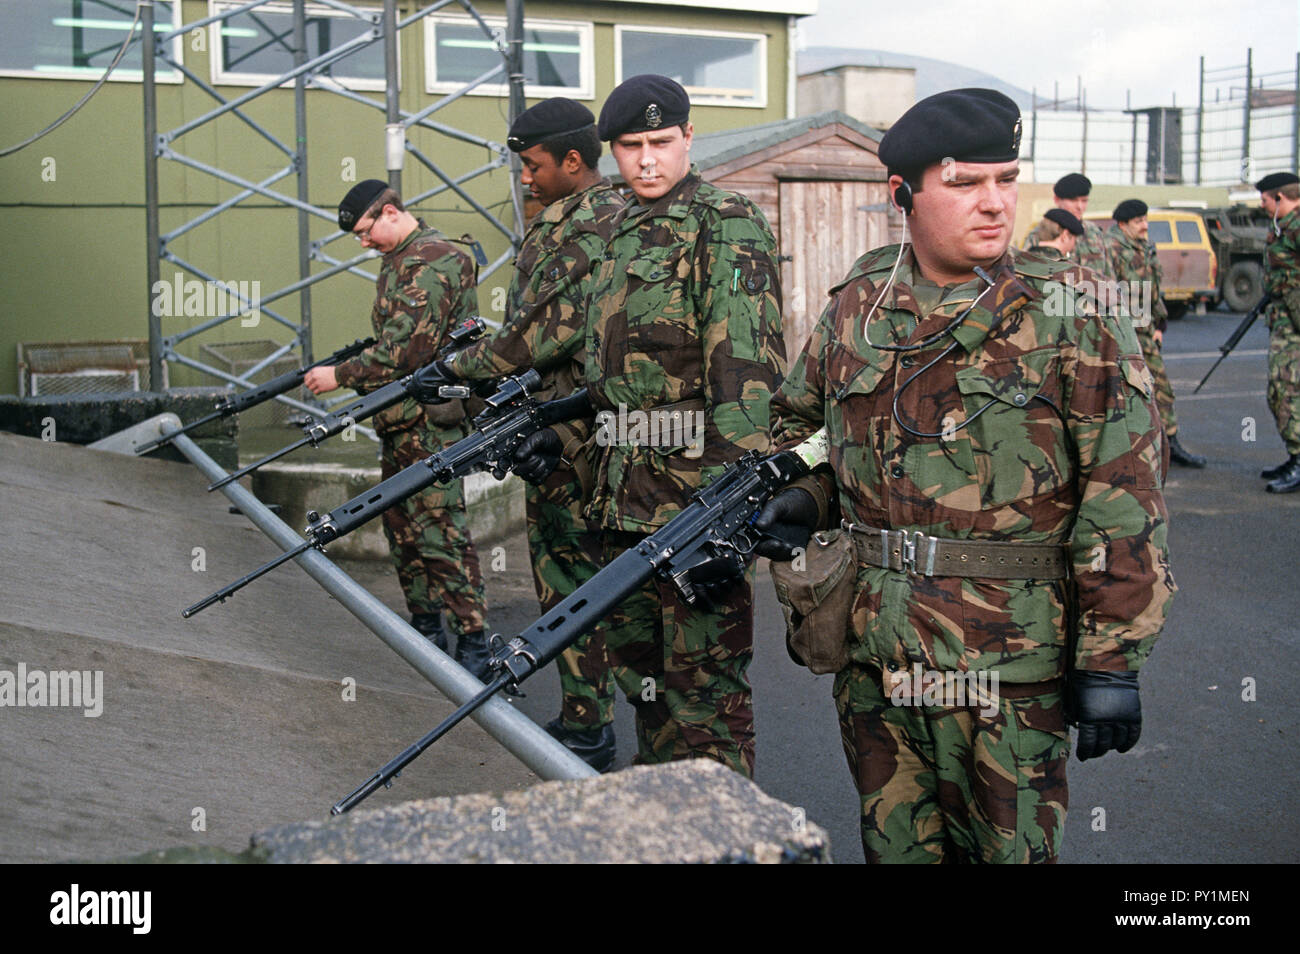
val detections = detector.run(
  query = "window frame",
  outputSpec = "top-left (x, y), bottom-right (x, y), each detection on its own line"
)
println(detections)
top-left (0, 0), bottom-right (184, 84)
top-left (209, 0), bottom-right (388, 92)
top-left (423, 13), bottom-right (594, 101)
top-left (613, 23), bottom-right (767, 109)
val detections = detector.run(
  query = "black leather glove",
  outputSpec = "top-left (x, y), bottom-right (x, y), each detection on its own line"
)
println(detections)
top-left (1070, 670), bottom-right (1141, 761)
top-left (512, 428), bottom-right (563, 484)
top-left (410, 359), bottom-right (459, 403)
top-left (753, 487), bottom-right (820, 560)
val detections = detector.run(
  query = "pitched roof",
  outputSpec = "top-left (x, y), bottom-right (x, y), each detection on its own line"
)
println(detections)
top-left (597, 109), bottom-right (881, 179)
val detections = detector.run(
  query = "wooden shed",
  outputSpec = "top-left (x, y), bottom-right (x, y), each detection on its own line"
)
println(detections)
top-left (602, 110), bottom-right (894, 360)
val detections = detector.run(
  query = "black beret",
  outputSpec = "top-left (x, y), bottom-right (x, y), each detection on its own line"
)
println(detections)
top-left (878, 88), bottom-right (1022, 172)
top-left (338, 179), bottom-right (388, 231)
top-left (598, 74), bottom-right (690, 141)
top-left (507, 98), bottom-right (596, 152)
top-left (1053, 173), bottom-right (1092, 198)
top-left (1255, 172), bottom-right (1300, 193)
top-left (1044, 208), bottom-right (1084, 235)
top-left (1112, 198), bottom-right (1148, 222)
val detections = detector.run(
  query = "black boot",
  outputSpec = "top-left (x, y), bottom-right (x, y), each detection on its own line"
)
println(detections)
top-left (545, 717), bottom-right (617, 773)
top-left (1266, 456), bottom-right (1300, 493)
top-left (454, 630), bottom-right (493, 681)
top-left (410, 612), bottom-right (446, 651)
top-left (1169, 435), bottom-right (1207, 468)
top-left (1262, 454), bottom-right (1298, 480)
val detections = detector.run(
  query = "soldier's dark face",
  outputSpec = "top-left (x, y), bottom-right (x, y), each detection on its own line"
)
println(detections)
top-left (902, 159), bottom-right (1019, 285)
top-left (519, 143), bottom-right (576, 207)
top-left (611, 123), bottom-right (693, 203)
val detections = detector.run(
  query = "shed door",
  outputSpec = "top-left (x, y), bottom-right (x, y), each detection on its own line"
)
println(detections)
top-left (779, 179), bottom-right (894, 362)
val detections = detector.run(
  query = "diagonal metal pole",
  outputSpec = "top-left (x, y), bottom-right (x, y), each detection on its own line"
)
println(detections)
top-left (158, 430), bottom-right (596, 783)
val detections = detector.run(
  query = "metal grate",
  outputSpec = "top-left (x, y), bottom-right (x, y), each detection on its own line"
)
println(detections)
top-left (18, 340), bottom-right (163, 396)
top-left (198, 340), bottom-right (299, 427)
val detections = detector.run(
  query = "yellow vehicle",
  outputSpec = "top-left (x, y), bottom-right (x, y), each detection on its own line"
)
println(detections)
top-left (1085, 209), bottom-right (1218, 319)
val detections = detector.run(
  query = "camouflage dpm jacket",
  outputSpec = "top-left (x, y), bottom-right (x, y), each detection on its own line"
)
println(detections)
top-left (584, 167), bottom-right (786, 532)
top-left (449, 178), bottom-right (625, 402)
top-left (1265, 207), bottom-right (1300, 328)
top-left (1023, 219), bottom-right (1114, 278)
top-left (1107, 225), bottom-right (1169, 333)
top-left (333, 223), bottom-right (479, 434)
top-left (771, 246), bottom-right (1174, 684)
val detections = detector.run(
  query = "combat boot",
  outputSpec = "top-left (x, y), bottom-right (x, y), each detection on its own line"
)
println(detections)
top-left (1168, 435), bottom-right (1207, 468)
top-left (1262, 454), bottom-right (1298, 480)
top-left (545, 717), bottom-right (617, 773)
top-left (454, 630), bottom-right (492, 681)
top-left (410, 612), bottom-right (447, 651)
top-left (1265, 456), bottom-right (1300, 494)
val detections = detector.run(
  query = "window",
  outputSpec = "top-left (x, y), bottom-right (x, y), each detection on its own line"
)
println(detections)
top-left (1175, 220), bottom-right (1203, 244)
top-left (615, 25), bottom-right (766, 108)
top-left (424, 15), bottom-right (593, 100)
top-left (1148, 221), bottom-right (1173, 244)
top-left (0, 0), bottom-right (182, 82)
top-left (211, 1), bottom-right (386, 90)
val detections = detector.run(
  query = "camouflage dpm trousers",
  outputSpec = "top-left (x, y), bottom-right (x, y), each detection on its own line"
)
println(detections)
top-left (525, 464), bottom-right (615, 730)
top-left (600, 530), bottom-right (756, 777)
top-left (1137, 328), bottom-right (1178, 438)
top-left (1267, 304), bottom-right (1300, 455)
top-left (380, 423), bottom-right (486, 637)
top-left (834, 664), bottom-right (1069, 863)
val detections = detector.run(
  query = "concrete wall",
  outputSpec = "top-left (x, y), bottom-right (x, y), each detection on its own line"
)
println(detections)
top-left (797, 65), bottom-right (914, 131)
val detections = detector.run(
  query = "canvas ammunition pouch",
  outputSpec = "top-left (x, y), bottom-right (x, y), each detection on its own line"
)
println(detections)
top-left (769, 528), bottom-right (856, 675)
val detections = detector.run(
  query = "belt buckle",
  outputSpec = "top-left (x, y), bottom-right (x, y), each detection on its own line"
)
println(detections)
top-left (901, 530), bottom-right (935, 576)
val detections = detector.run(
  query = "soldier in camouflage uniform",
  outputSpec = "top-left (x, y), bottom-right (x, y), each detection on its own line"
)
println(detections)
top-left (1256, 172), bottom-right (1300, 493)
top-left (1024, 208), bottom-right (1084, 262)
top-left (1108, 199), bottom-right (1207, 467)
top-left (759, 90), bottom-right (1174, 863)
top-left (306, 181), bottom-right (490, 676)
top-left (1021, 173), bottom-right (1114, 278)
top-left (421, 99), bottom-right (625, 768)
top-left (515, 75), bottom-right (786, 778)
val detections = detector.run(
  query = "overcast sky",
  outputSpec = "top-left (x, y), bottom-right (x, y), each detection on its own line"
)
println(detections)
top-left (795, 0), bottom-right (1300, 111)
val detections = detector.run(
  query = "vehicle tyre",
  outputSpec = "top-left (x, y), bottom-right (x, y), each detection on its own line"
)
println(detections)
top-left (1223, 260), bottom-right (1263, 313)
top-left (1165, 299), bottom-right (1188, 321)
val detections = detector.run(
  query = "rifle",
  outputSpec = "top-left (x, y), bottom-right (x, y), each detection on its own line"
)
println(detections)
top-left (182, 371), bottom-right (589, 618)
top-left (330, 429), bottom-right (830, 814)
top-left (206, 317), bottom-right (487, 491)
top-left (134, 337), bottom-right (377, 455)
top-left (1194, 293), bottom-right (1271, 393)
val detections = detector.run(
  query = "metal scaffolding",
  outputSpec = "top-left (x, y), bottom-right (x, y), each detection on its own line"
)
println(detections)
top-left (140, 0), bottom-right (527, 416)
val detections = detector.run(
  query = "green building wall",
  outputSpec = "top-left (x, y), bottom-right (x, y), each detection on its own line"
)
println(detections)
top-left (0, 0), bottom-right (794, 395)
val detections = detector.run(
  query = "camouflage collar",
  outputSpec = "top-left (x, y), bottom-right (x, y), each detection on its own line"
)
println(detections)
top-left (386, 219), bottom-right (438, 260)
top-left (537, 177), bottom-right (615, 227)
top-left (643, 165), bottom-right (704, 221)
top-left (946, 253), bottom-right (1040, 355)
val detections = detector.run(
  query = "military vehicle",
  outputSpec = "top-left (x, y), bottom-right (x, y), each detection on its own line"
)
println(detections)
top-left (1201, 205), bottom-right (1271, 312)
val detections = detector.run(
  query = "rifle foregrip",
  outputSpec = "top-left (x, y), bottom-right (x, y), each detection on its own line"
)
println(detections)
top-left (325, 457), bottom-right (441, 538)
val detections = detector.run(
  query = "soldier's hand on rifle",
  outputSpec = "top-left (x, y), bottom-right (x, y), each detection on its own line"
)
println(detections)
top-left (753, 487), bottom-right (820, 561)
top-left (1069, 670), bottom-right (1142, 761)
top-left (512, 427), bottom-right (563, 483)
top-left (410, 359), bottom-right (460, 403)
top-left (304, 365), bottom-right (339, 394)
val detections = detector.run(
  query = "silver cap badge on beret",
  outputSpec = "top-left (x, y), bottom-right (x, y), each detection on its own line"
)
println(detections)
top-left (1011, 118), bottom-right (1023, 153)
top-left (645, 103), bottom-right (662, 128)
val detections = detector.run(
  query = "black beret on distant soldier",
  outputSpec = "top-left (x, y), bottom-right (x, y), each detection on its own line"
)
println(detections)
top-left (507, 98), bottom-right (596, 152)
top-left (597, 74), bottom-right (690, 141)
top-left (1255, 172), bottom-right (1300, 193)
top-left (878, 87), bottom-right (1022, 171)
top-left (1054, 172), bottom-right (1092, 198)
top-left (1044, 208), bottom-right (1084, 235)
top-left (338, 178), bottom-right (388, 231)
top-left (1113, 198), bottom-right (1148, 222)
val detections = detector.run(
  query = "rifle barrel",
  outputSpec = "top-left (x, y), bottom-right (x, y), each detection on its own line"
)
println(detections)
top-left (330, 673), bottom-right (512, 814)
top-left (207, 435), bottom-right (312, 491)
top-left (181, 539), bottom-right (314, 618)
